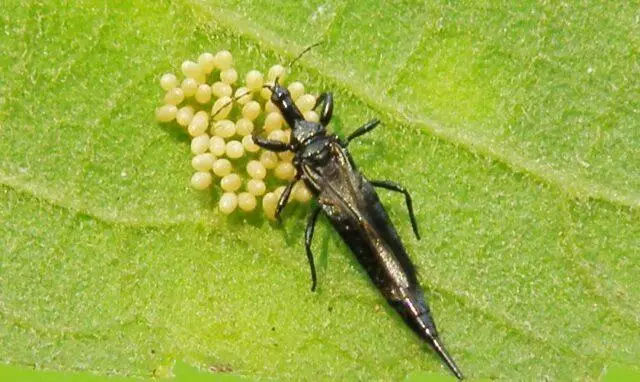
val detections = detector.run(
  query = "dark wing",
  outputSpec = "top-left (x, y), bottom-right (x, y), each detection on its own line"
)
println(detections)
top-left (301, 140), bottom-right (419, 298)
top-left (302, 140), bottom-right (464, 380)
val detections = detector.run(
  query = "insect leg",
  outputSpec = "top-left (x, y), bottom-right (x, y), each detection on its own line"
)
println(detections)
top-left (252, 134), bottom-right (292, 152)
top-left (313, 92), bottom-right (333, 126)
top-left (274, 176), bottom-right (300, 221)
top-left (369, 180), bottom-right (420, 240)
top-left (345, 118), bottom-right (380, 146)
top-left (305, 205), bottom-right (321, 292)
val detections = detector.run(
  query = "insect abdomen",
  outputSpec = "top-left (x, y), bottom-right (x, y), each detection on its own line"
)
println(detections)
top-left (389, 287), bottom-right (438, 339)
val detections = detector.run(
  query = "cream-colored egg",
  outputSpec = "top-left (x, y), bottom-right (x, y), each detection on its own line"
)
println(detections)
top-left (245, 70), bottom-right (264, 91)
top-left (294, 181), bottom-right (313, 203)
top-left (212, 158), bottom-right (232, 177)
top-left (164, 87), bottom-right (184, 105)
top-left (159, 73), bottom-right (178, 91)
top-left (246, 160), bottom-right (267, 180)
top-left (211, 96), bottom-right (232, 121)
top-left (234, 87), bottom-right (253, 105)
top-left (181, 78), bottom-right (198, 97)
top-left (213, 120), bottom-right (236, 138)
top-left (267, 64), bottom-right (286, 82)
top-left (181, 60), bottom-right (203, 80)
top-left (295, 94), bottom-right (316, 112)
top-left (214, 50), bottom-right (233, 70)
top-left (274, 161), bottom-right (296, 180)
top-left (235, 118), bottom-right (254, 136)
top-left (220, 173), bottom-right (242, 192)
top-left (263, 112), bottom-right (283, 132)
top-left (191, 171), bottom-right (212, 190)
top-left (209, 136), bottom-right (226, 156)
top-left (241, 101), bottom-right (261, 121)
top-left (247, 179), bottom-right (266, 196)
top-left (219, 192), bottom-right (238, 214)
top-left (237, 192), bottom-right (257, 212)
top-left (198, 52), bottom-right (216, 74)
top-left (191, 153), bottom-right (216, 172)
top-left (155, 104), bottom-right (177, 122)
top-left (262, 192), bottom-right (278, 219)
top-left (187, 110), bottom-right (209, 136)
top-left (225, 140), bottom-right (244, 159)
top-left (220, 68), bottom-right (238, 85)
top-left (260, 82), bottom-right (273, 100)
top-left (191, 134), bottom-right (210, 155)
top-left (211, 81), bottom-right (232, 98)
top-left (260, 151), bottom-right (279, 169)
top-left (194, 84), bottom-right (212, 104)
top-left (304, 110), bottom-right (320, 123)
top-left (287, 82), bottom-right (304, 101)
top-left (175, 106), bottom-right (195, 127)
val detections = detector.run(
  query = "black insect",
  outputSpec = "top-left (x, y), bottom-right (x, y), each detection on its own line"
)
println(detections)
top-left (250, 79), bottom-right (464, 379)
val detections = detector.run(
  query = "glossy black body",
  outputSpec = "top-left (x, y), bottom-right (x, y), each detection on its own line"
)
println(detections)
top-left (251, 81), bottom-right (463, 379)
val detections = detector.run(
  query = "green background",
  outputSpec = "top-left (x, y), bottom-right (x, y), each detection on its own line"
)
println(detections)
top-left (1, 1), bottom-right (638, 381)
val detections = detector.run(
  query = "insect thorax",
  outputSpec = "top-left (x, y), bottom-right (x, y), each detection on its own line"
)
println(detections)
top-left (299, 136), bottom-right (332, 165)
top-left (292, 120), bottom-right (326, 145)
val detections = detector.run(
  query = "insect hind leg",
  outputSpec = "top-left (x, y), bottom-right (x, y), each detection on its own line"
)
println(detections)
top-left (370, 179), bottom-right (420, 240)
top-left (345, 118), bottom-right (380, 147)
top-left (305, 205), bottom-right (322, 292)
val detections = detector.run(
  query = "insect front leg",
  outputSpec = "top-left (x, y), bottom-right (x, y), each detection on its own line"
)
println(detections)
top-left (369, 179), bottom-right (420, 240)
top-left (305, 205), bottom-right (322, 292)
top-left (314, 92), bottom-right (333, 126)
top-left (345, 118), bottom-right (380, 147)
top-left (251, 134), bottom-right (293, 152)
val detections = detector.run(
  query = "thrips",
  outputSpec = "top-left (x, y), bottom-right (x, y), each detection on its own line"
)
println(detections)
top-left (249, 78), bottom-right (464, 379)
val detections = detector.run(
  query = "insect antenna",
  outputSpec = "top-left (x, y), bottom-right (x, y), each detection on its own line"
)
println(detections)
top-left (269, 41), bottom-right (325, 88)
top-left (288, 41), bottom-right (324, 70)
top-left (210, 89), bottom-right (253, 121)
top-left (212, 41), bottom-right (324, 122)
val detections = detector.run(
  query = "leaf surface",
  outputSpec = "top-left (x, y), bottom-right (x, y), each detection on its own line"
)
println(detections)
top-left (1, 1), bottom-right (638, 381)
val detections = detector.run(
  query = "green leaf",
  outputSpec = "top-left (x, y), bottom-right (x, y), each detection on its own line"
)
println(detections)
top-left (0, 361), bottom-right (247, 381)
top-left (1, 1), bottom-right (638, 381)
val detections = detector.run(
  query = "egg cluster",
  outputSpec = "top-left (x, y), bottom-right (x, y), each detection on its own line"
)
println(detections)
top-left (155, 50), bottom-right (315, 218)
